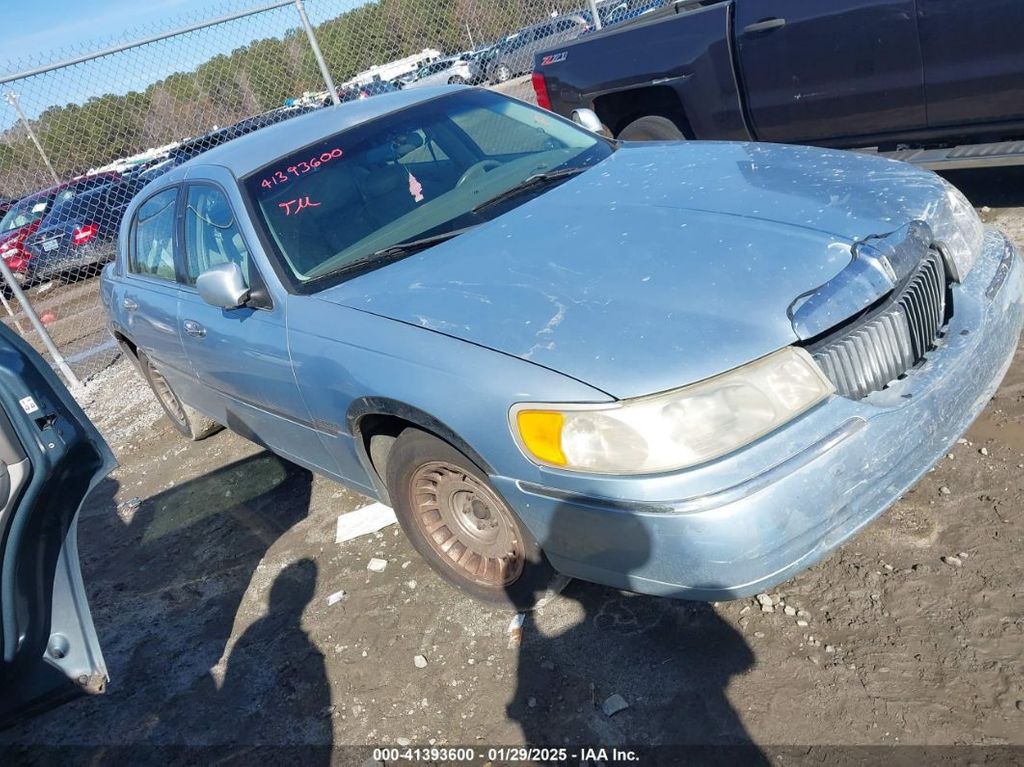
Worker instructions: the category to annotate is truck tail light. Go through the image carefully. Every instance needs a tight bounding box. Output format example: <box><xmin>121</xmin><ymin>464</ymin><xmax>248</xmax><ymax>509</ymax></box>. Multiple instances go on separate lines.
<box><xmin>531</xmin><ymin>71</ymin><xmax>552</xmax><ymax>111</ymax></box>
<box><xmin>71</xmin><ymin>224</ymin><xmax>98</xmax><ymax>246</ymax></box>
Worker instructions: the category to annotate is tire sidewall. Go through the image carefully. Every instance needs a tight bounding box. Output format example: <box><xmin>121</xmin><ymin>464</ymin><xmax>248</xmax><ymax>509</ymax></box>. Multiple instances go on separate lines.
<box><xmin>137</xmin><ymin>350</ymin><xmax>192</xmax><ymax>438</ymax></box>
<box><xmin>617</xmin><ymin>115</ymin><xmax>686</xmax><ymax>142</ymax></box>
<box><xmin>386</xmin><ymin>428</ymin><xmax>554</xmax><ymax>607</ymax></box>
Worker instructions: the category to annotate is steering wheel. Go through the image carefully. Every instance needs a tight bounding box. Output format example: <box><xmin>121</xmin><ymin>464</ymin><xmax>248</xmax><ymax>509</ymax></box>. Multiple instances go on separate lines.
<box><xmin>456</xmin><ymin>159</ymin><xmax>502</xmax><ymax>188</ymax></box>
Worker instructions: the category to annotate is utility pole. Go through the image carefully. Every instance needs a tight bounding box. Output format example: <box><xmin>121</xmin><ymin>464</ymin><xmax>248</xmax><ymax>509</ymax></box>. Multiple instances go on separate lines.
<box><xmin>587</xmin><ymin>0</ymin><xmax>604</xmax><ymax>29</ymax></box>
<box><xmin>465</xmin><ymin>22</ymin><xmax>475</xmax><ymax>50</ymax></box>
<box><xmin>4</xmin><ymin>91</ymin><xmax>60</xmax><ymax>186</ymax></box>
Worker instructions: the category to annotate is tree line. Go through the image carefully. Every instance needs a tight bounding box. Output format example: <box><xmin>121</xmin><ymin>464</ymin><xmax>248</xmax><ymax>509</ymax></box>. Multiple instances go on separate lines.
<box><xmin>0</xmin><ymin>0</ymin><xmax>582</xmax><ymax>196</ymax></box>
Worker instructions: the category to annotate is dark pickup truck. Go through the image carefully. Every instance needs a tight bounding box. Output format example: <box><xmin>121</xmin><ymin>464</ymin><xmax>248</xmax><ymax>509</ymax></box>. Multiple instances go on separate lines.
<box><xmin>532</xmin><ymin>0</ymin><xmax>1024</xmax><ymax>167</ymax></box>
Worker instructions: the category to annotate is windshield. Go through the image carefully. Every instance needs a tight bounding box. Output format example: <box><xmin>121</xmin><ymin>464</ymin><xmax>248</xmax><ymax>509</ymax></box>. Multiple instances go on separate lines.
<box><xmin>245</xmin><ymin>89</ymin><xmax>611</xmax><ymax>287</ymax></box>
<box><xmin>0</xmin><ymin>195</ymin><xmax>51</xmax><ymax>232</ymax></box>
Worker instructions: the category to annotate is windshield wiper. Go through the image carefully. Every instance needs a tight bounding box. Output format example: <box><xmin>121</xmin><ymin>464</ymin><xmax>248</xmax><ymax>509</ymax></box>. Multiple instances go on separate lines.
<box><xmin>369</xmin><ymin>226</ymin><xmax>477</xmax><ymax>260</ymax></box>
<box><xmin>471</xmin><ymin>167</ymin><xmax>588</xmax><ymax>214</ymax></box>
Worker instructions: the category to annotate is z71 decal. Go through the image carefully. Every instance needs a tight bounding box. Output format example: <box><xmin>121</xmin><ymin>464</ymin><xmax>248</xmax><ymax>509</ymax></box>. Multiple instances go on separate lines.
<box><xmin>539</xmin><ymin>52</ymin><xmax>568</xmax><ymax>66</ymax></box>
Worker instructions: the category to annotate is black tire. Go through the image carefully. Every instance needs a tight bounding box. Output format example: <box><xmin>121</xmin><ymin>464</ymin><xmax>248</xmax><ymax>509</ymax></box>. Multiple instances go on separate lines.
<box><xmin>386</xmin><ymin>428</ymin><xmax>555</xmax><ymax>607</ymax></box>
<box><xmin>137</xmin><ymin>350</ymin><xmax>222</xmax><ymax>441</ymax></box>
<box><xmin>448</xmin><ymin>75</ymin><xmax>466</xmax><ymax>85</ymax></box>
<box><xmin>617</xmin><ymin>115</ymin><xmax>686</xmax><ymax>142</ymax></box>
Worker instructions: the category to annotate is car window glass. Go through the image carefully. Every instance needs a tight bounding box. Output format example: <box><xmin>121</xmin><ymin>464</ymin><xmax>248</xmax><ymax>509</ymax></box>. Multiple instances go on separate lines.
<box><xmin>556</xmin><ymin>18</ymin><xmax>579</xmax><ymax>32</ymax></box>
<box><xmin>451</xmin><ymin>104</ymin><xmax>555</xmax><ymax>156</ymax></box>
<box><xmin>535</xmin><ymin>23</ymin><xmax>554</xmax><ymax>38</ymax></box>
<box><xmin>399</xmin><ymin>129</ymin><xmax>450</xmax><ymax>163</ymax></box>
<box><xmin>0</xmin><ymin>197</ymin><xmax>50</xmax><ymax>232</ymax></box>
<box><xmin>245</xmin><ymin>90</ymin><xmax>607</xmax><ymax>285</ymax></box>
<box><xmin>183</xmin><ymin>185</ymin><xmax>250</xmax><ymax>286</ymax></box>
<box><xmin>130</xmin><ymin>188</ymin><xmax>178</xmax><ymax>281</ymax></box>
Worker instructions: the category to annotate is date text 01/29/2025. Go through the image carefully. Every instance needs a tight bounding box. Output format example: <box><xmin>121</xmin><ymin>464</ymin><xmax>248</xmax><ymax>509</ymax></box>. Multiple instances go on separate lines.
<box><xmin>371</xmin><ymin>747</ymin><xmax>640</xmax><ymax>762</ymax></box>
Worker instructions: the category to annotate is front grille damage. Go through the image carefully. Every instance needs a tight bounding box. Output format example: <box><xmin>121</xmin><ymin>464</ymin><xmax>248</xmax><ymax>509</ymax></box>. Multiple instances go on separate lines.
<box><xmin>808</xmin><ymin>251</ymin><xmax>948</xmax><ymax>399</ymax></box>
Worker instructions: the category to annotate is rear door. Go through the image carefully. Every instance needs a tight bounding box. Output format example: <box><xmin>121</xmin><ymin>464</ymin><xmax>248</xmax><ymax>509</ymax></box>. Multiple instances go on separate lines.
<box><xmin>118</xmin><ymin>187</ymin><xmax>193</xmax><ymax>389</ymax></box>
<box><xmin>917</xmin><ymin>0</ymin><xmax>1024</xmax><ymax>128</ymax></box>
<box><xmin>734</xmin><ymin>0</ymin><xmax>926</xmax><ymax>143</ymax></box>
<box><xmin>0</xmin><ymin>323</ymin><xmax>115</xmax><ymax>726</ymax></box>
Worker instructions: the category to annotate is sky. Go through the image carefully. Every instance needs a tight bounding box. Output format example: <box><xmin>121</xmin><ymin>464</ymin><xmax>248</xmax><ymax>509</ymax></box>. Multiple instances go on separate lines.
<box><xmin>4</xmin><ymin>0</ymin><xmax>218</xmax><ymax>68</ymax></box>
<box><xmin>0</xmin><ymin>0</ymin><xmax>346</xmax><ymax>127</ymax></box>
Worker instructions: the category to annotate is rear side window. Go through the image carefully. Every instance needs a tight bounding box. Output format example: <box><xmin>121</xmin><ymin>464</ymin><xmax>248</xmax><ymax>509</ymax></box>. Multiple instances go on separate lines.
<box><xmin>182</xmin><ymin>185</ymin><xmax>250</xmax><ymax>285</ymax></box>
<box><xmin>129</xmin><ymin>188</ymin><xmax>178</xmax><ymax>281</ymax></box>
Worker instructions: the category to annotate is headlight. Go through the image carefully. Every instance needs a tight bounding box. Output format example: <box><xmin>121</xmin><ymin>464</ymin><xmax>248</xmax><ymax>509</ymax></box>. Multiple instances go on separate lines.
<box><xmin>932</xmin><ymin>178</ymin><xmax>984</xmax><ymax>282</ymax></box>
<box><xmin>512</xmin><ymin>347</ymin><xmax>834</xmax><ymax>475</ymax></box>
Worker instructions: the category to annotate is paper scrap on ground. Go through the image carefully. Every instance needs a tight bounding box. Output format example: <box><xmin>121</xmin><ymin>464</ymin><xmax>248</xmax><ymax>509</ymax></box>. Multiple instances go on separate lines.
<box><xmin>336</xmin><ymin>502</ymin><xmax>397</xmax><ymax>543</ymax></box>
<box><xmin>326</xmin><ymin>589</ymin><xmax>346</xmax><ymax>606</ymax></box>
<box><xmin>507</xmin><ymin>612</ymin><xmax>526</xmax><ymax>648</ymax></box>
<box><xmin>367</xmin><ymin>557</ymin><xmax>388</xmax><ymax>573</ymax></box>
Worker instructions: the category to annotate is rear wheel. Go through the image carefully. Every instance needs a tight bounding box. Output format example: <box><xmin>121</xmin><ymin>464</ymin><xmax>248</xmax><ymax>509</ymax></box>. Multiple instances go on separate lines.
<box><xmin>492</xmin><ymin>63</ymin><xmax>512</xmax><ymax>83</ymax></box>
<box><xmin>138</xmin><ymin>351</ymin><xmax>221</xmax><ymax>441</ymax></box>
<box><xmin>617</xmin><ymin>115</ymin><xmax>686</xmax><ymax>141</ymax></box>
<box><xmin>448</xmin><ymin>75</ymin><xmax>466</xmax><ymax>85</ymax></box>
<box><xmin>386</xmin><ymin>428</ymin><xmax>555</xmax><ymax>606</ymax></box>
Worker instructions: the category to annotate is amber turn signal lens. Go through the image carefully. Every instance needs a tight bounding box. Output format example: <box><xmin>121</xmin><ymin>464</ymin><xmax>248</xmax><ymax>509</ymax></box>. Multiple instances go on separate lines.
<box><xmin>516</xmin><ymin>410</ymin><xmax>567</xmax><ymax>466</ymax></box>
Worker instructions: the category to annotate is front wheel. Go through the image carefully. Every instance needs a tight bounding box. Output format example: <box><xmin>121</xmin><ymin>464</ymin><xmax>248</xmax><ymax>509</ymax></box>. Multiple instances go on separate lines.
<box><xmin>617</xmin><ymin>115</ymin><xmax>686</xmax><ymax>142</ymax></box>
<box><xmin>448</xmin><ymin>75</ymin><xmax>465</xmax><ymax>85</ymax></box>
<box><xmin>386</xmin><ymin>428</ymin><xmax>555</xmax><ymax>606</ymax></box>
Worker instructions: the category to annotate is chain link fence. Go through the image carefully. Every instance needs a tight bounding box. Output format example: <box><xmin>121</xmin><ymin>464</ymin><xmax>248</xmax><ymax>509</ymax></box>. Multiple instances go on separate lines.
<box><xmin>0</xmin><ymin>0</ymin><xmax>663</xmax><ymax>387</ymax></box>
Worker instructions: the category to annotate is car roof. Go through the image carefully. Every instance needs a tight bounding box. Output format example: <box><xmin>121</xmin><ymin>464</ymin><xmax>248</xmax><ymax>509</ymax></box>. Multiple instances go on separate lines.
<box><xmin>174</xmin><ymin>86</ymin><xmax>463</xmax><ymax>179</ymax></box>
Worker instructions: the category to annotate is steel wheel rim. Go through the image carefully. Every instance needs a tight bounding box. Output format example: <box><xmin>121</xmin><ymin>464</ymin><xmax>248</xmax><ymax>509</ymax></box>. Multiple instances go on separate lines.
<box><xmin>148</xmin><ymin>363</ymin><xmax>187</xmax><ymax>426</ymax></box>
<box><xmin>497</xmin><ymin>65</ymin><xmax>510</xmax><ymax>82</ymax></box>
<box><xmin>409</xmin><ymin>461</ymin><xmax>525</xmax><ymax>586</ymax></box>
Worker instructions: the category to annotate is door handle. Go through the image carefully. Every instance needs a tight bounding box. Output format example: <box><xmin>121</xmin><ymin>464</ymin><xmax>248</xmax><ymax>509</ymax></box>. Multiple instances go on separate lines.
<box><xmin>122</xmin><ymin>297</ymin><xmax>138</xmax><ymax>312</ymax></box>
<box><xmin>743</xmin><ymin>17</ymin><xmax>786</xmax><ymax>33</ymax></box>
<box><xmin>182</xmin><ymin>320</ymin><xmax>207</xmax><ymax>338</ymax></box>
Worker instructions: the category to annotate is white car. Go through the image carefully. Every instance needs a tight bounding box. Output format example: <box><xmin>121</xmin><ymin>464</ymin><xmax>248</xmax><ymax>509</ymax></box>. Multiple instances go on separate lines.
<box><xmin>404</xmin><ymin>56</ymin><xmax>479</xmax><ymax>88</ymax></box>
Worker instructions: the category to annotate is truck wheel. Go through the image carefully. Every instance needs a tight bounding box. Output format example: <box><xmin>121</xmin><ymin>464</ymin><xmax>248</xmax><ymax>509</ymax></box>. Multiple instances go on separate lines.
<box><xmin>138</xmin><ymin>350</ymin><xmax>222</xmax><ymax>441</ymax></box>
<box><xmin>492</xmin><ymin>64</ymin><xmax>512</xmax><ymax>83</ymax></box>
<box><xmin>617</xmin><ymin>115</ymin><xmax>685</xmax><ymax>141</ymax></box>
<box><xmin>448</xmin><ymin>75</ymin><xmax>465</xmax><ymax>85</ymax></box>
<box><xmin>386</xmin><ymin>428</ymin><xmax>556</xmax><ymax>607</ymax></box>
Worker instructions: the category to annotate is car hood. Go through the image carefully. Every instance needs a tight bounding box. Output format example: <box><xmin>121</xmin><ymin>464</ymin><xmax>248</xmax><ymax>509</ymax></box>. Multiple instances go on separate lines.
<box><xmin>316</xmin><ymin>141</ymin><xmax>948</xmax><ymax>399</ymax></box>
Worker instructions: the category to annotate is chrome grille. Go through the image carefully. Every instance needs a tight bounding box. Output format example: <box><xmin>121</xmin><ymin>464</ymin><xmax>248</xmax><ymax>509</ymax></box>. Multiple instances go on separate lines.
<box><xmin>811</xmin><ymin>252</ymin><xmax>947</xmax><ymax>399</ymax></box>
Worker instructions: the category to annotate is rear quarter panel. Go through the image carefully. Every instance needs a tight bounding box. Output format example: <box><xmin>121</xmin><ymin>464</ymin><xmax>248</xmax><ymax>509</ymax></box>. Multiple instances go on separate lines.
<box><xmin>536</xmin><ymin>2</ymin><xmax>748</xmax><ymax>140</ymax></box>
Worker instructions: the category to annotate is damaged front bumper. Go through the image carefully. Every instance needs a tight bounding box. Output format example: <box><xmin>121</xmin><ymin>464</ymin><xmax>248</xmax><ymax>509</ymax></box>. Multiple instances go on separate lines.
<box><xmin>492</xmin><ymin>228</ymin><xmax>1024</xmax><ymax>600</ymax></box>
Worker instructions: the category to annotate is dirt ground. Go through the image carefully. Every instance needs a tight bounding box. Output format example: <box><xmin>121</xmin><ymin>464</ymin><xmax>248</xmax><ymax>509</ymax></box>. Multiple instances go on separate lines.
<box><xmin>3</xmin><ymin>166</ymin><xmax>1024</xmax><ymax>760</ymax></box>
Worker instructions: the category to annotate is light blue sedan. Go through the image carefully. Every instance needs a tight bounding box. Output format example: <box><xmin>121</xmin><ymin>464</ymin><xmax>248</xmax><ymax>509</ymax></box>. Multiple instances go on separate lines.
<box><xmin>101</xmin><ymin>86</ymin><xmax>1024</xmax><ymax>605</ymax></box>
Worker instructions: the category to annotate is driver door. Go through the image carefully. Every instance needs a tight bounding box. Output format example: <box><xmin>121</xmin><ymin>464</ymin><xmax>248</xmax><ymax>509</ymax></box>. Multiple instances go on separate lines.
<box><xmin>0</xmin><ymin>324</ymin><xmax>115</xmax><ymax>727</ymax></box>
<box><xmin>174</xmin><ymin>180</ymin><xmax>340</xmax><ymax>476</ymax></box>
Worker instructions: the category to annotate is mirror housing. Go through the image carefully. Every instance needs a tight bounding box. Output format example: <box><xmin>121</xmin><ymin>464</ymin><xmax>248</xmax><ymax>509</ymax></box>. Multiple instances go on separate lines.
<box><xmin>196</xmin><ymin>262</ymin><xmax>250</xmax><ymax>309</ymax></box>
<box><xmin>571</xmin><ymin>108</ymin><xmax>609</xmax><ymax>137</ymax></box>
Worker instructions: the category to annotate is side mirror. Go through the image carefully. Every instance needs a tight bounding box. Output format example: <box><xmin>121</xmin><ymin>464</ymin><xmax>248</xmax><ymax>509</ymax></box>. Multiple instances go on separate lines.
<box><xmin>196</xmin><ymin>262</ymin><xmax>250</xmax><ymax>309</ymax></box>
<box><xmin>571</xmin><ymin>108</ymin><xmax>611</xmax><ymax>137</ymax></box>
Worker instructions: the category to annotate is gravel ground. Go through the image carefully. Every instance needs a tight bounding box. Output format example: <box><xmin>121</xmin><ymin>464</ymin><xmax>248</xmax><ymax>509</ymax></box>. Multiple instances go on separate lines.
<box><xmin>2</xmin><ymin>167</ymin><xmax>1024</xmax><ymax>758</ymax></box>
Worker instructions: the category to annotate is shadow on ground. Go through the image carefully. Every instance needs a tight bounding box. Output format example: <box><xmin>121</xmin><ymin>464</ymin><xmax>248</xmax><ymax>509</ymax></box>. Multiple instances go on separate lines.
<box><xmin>506</xmin><ymin>504</ymin><xmax>767</xmax><ymax>758</ymax></box>
<box><xmin>7</xmin><ymin>451</ymin><xmax>331</xmax><ymax>755</ymax></box>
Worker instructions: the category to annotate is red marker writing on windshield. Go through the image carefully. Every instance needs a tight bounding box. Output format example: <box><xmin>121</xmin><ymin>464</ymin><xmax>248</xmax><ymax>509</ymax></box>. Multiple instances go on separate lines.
<box><xmin>278</xmin><ymin>195</ymin><xmax>322</xmax><ymax>216</ymax></box>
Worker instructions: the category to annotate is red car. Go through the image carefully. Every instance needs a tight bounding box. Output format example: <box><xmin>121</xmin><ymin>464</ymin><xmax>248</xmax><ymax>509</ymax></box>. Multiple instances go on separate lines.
<box><xmin>0</xmin><ymin>173</ymin><xmax>120</xmax><ymax>284</ymax></box>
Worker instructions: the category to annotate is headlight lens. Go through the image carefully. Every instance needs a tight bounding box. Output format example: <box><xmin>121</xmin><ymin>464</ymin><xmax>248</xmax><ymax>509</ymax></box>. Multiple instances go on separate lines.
<box><xmin>512</xmin><ymin>347</ymin><xmax>834</xmax><ymax>475</ymax></box>
<box><xmin>932</xmin><ymin>178</ymin><xmax>984</xmax><ymax>282</ymax></box>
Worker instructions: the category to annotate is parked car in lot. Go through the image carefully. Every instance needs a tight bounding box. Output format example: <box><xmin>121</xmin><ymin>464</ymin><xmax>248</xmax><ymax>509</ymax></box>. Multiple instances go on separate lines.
<box><xmin>324</xmin><ymin>79</ymin><xmax>401</xmax><ymax>106</ymax></box>
<box><xmin>404</xmin><ymin>55</ymin><xmax>482</xmax><ymax>88</ymax></box>
<box><xmin>19</xmin><ymin>175</ymin><xmax>148</xmax><ymax>286</ymax></box>
<box><xmin>533</xmin><ymin>0</ymin><xmax>1024</xmax><ymax>164</ymax></box>
<box><xmin>592</xmin><ymin>0</ymin><xmax>668</xmax><ymax>28</ymax></box>
<box><xmin>0</xmin><ymin>323</ymin><xmax>115</xmax><ymax>727</ymax></box>
<box><xmin>488</xmin><ymin>15</ymin><xmax>590</xmax><ymax>84</ymax></box>
<box><xmin>102</xmin><ymin>86</ymin><xmax>1023</xmax><ymax>605</ymax></box>
<box><xmin>0</xmin><ymin>173</ymin><xmax>120</xmax><ymax>281</ymax></box>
